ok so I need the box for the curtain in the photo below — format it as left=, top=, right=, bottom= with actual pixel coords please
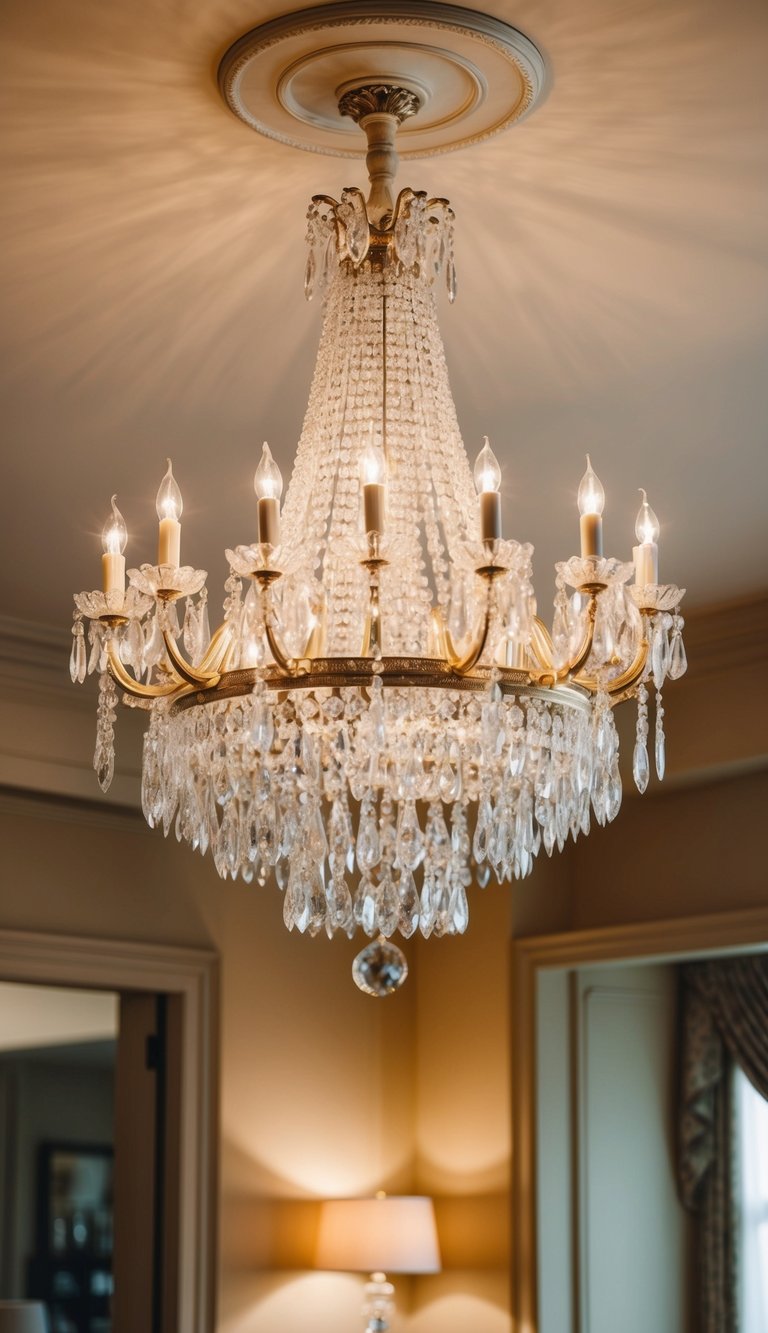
left=678, top=955, right=768, bottom=1333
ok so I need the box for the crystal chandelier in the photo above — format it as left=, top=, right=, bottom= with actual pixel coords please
left=70, top=64, right=687, bottom=993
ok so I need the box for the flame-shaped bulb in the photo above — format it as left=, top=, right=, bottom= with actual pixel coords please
left=361, top=435, right=387, bottom=487
left=254, top=442, right=283, bottom=502
left=361, top=429, right=387, bottom=536
left=577, top=454, right=605, bottom=516
left=474, top=437, right=501, bottom=495
left=102, top=495, right=127, bottom=555
left=635, top=489, right=660, bottom=544
left=475, top=437, right=503, bottom=544
left=101, top=494, right=127, bottom=596
left=156, top=458, right=183, bottom=522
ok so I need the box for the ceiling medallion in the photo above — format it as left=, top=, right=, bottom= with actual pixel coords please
left=70, top=6, right=687, bottom=995
left=217, top=1, right=547, bottom=158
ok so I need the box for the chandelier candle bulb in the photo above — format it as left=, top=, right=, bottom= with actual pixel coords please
left=101, top=496, right=127, bottom=596
left=254, top=442, right=284, bottom=547
left=474, top=438, right=503, bottom=544
left=577, top=455, right=605, bottom=558
left=156, top=459, right=183, bottom=567
left=362, top=436, right=387, bottom=535
left=633, top=488, right=660, bottom=585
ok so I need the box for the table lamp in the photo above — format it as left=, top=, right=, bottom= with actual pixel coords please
left=0, top=1304, right=48, bottom=1333
left=316, top=1193, right=441, bottom=1332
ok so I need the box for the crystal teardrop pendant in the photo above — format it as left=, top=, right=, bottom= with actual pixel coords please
left=397, top=870, right=420, bottom=938
left=70, top=623, right=87, bottom=684
left=655, top=689, right=666, bottom=780
left=651, top=618, right=669, bottom=690
left=633, top=741, right=650, bottom=794
left=304, top=247, right=316, bottom=301
left=668, top=630, right=687, bottom=680
left=352, top=938, right=408, bottom=997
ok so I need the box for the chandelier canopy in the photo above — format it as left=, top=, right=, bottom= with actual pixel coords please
left=70, top=20, right=686, bottom=994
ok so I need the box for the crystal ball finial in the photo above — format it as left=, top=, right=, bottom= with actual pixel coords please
left=352, top=939, right=408, bottom=997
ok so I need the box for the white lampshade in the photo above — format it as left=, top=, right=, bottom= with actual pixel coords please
left=316, top=1196, right=441, bottom=1275
left=0, top=1303, right=47, bottom=1333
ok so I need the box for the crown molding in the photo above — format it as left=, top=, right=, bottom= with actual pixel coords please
left=0, top=615, right=143, bottom=806
left=0, top=613, right=87, bottom=705
left=0, top=785, right=143, bottom=834
left=681, top=589, right=768, bottom=678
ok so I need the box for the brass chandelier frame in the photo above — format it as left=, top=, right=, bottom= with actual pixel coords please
left=103, top=568, right=649, bottom=714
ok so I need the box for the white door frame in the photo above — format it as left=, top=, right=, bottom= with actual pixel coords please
left=511, top=905, right=768, bottom=1333
left=0, top=928, right=219, bottom=1333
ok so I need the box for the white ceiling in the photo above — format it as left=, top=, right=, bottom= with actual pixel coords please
left=1, top=0, right=767, bottom=627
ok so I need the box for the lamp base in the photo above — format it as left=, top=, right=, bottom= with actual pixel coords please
left=362, top=1274, right=395, bottom=1332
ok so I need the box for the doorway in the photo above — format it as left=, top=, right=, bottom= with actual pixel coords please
left=0, top=980, right=181, bottom=1333
left=0, top=930, right=218, bottom=1333
left=511, top=905, right=768, bottom=1333
left=0, top=981, right=118, bottom=1332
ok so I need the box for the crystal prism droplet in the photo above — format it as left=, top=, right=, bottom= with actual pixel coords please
left=69, top=634, right=80, bottom=683
left=446, top=257, right=457, bottom=303
left=472, top=799, right=492, bottom=862
left=438, top=758, right=461, bottom=804
left=73, top=633, right=87, bottom=683
left=356, top=804, right=380, bottom=872
left=668, top=632, right=687, bottom=680
left=655, top=723, right=666, bottom=780
left=304, top=248, right=316, bottom=301
left=397, top=870, right=420, bottom=939
left=376, top=872, right=400, bottom=938
left=359, top=876, right=378, bottom=936
left=450, top=884, right=470, bottom=934
left=95, top=748, right=114, bottom=792
left=326, top=876, right=353, bottom=933
left=651, top=624, right=668, bottom=690
left=352, top=939, right=408, bottom=997
left=633, top=741, right=650, bottom=794
left=396, top=800, right=424, bottom=871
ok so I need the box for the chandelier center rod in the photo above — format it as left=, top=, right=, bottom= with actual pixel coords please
left=382, top=291, right=388, bottom=461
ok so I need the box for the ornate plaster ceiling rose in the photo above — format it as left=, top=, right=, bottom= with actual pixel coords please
left=217, top=1, right=547, bottom=158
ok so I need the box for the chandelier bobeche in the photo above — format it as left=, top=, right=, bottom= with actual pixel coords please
left=70, top=79, right=686, bottom=994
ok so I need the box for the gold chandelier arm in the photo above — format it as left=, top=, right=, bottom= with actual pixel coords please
left=162, top=631, right=221, bottom=688
left=250, top=579, right=314, bottom=677
left=563, top=595, right=598, bottom=680
left=573, top=636, right=649, bottom=697
left=434, top=596, right=492, bottom=676
left=527, top=595, right=597, bottom=687
left=530, top=617, right=555, bottom=671
left=264, top=617, right=297, bottom=675
left=106, top=640, right=182, bottom=701
left=197, top=621, right=233, bottom=674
